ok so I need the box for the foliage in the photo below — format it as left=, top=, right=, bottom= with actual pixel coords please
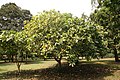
left=0, top=30, right=31, bottom=72
left=24, top=10, right=77, bottom=66
left=0, top=30, right=17, bottom=62
left=14, top=31, right=29, bottom=56
left=24, top=10, right=106, bottom=66
left=0, top=3, right=32, bottom=31
left=90, top=0, right=120, bottom=61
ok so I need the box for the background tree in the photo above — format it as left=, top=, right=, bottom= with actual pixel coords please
left=14, top=31, right=31, bottom=62
left=0, top=3, right=32, bottom=31
left=0, top=30, right=17, bottom=62
left=14, top=31, right=31, bottom=72
left=0, top=30, right=30, bottom=72
left=90, top=0, right=120, bottom=62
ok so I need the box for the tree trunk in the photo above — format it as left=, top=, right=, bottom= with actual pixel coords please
left=16, top=62, right=21, bottom=73
left=8, top=55, right=10, bottom=62
left=54, top=55, right=62, bottom=67
left=43, top=56, right=47, bottom=61
left=113, top=38, right=119, bottom=62
left=25, top=54, right=28, bottom=64
left=21, top=53, right=24, bottom=62
left=16, top=59, right=22, bottom=73
left=113, top=47, right=119, bottom=62
left=14, top=55, right=22, bottom=73
left=57, top=59, right=61, bottom=67
left=11, top=55, right=14, bottom=62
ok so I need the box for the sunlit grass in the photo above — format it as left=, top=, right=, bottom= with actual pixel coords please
left=0, top=59, right=58, bottom=73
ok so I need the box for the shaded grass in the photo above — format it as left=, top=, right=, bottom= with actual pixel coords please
left=0, top=58, right=120, bottom=80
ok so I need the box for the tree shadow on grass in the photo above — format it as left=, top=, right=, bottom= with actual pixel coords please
left=0, top=62, right=115, bottom=80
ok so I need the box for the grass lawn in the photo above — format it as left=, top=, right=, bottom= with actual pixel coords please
left=0, top=58, right=120, bottom=80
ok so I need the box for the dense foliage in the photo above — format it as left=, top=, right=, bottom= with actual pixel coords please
left=90, top=0, right=120, bottom=61
left=0, top=9, right=107, bottom=67
left=0, top=3, right=32, bottom=31
left=24, top=10, right=106, bottom=66
left=0, top=31, right=17, bottom=62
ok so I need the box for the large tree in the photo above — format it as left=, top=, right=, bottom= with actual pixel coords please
left=24, top=10, right=79, bottom=66
left=0, top=3, right=32, bottom=31
left=24, top=10, right=105, bottom=66
left=90, top=0, right=120, bottom=62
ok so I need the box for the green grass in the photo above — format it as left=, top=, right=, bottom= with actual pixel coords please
left=0, top=58, right=120, bottom=80
left=0, top=59, right=57, bottom=73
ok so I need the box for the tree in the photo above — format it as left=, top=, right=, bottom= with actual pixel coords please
left=24, top=10, right=72, bottom=66
left=0, top=3, right=32, bottom=31
left=0, top=30, right=17, bottom=62
left=0, top=30, right=30, bottom=72
left=90, top=0, right=120, bottom=62
left=14, top=31, right=30, bottom=72
left=24, top=10, right=105, bottom=67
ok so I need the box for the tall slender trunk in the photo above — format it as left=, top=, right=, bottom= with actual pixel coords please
left=15, top=57, right=22, bottom=73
